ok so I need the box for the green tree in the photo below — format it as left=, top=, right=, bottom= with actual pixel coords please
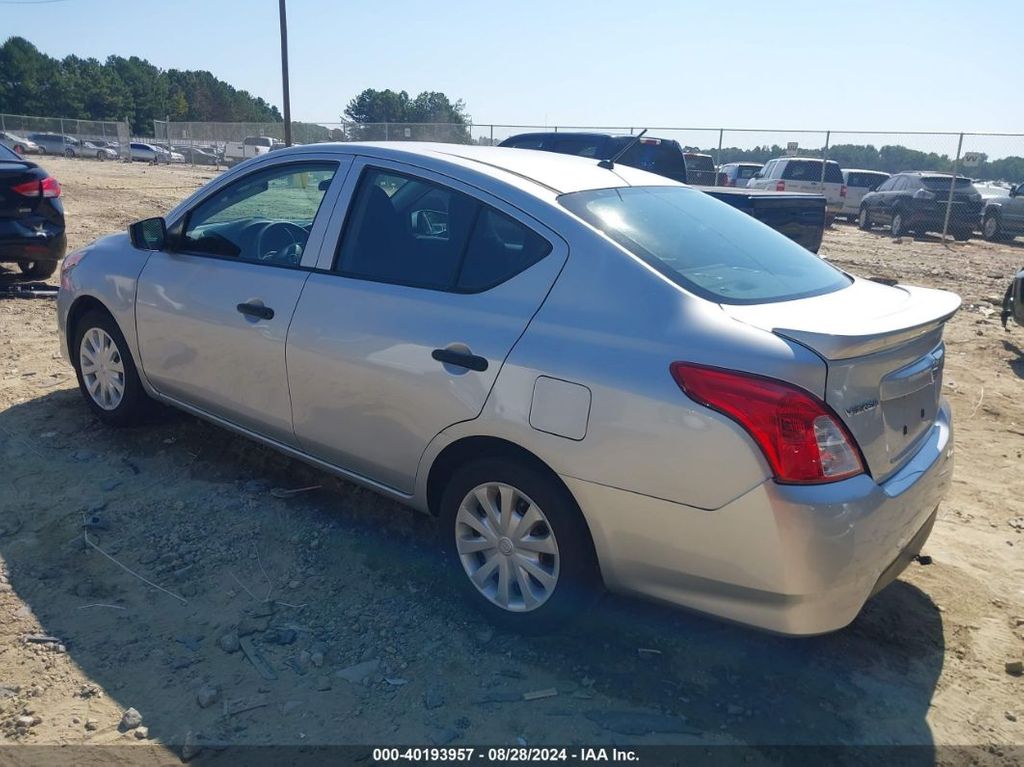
left=343, top=88, right=472, bottom=143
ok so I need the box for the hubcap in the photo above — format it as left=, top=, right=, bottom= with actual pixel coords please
left=985, top=216, right=997, bottom=238
left=79, top=327, right=125, bottom=410
left=455, top=482, right=560, bottom=612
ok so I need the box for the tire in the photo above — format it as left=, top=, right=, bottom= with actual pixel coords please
left=72, top=310, right=153, bottom=427
left=858, top=207, right=872, bottom=230
left=96, top=151, right=105, bottom=162
left=952, top=228, right=971, bottom=242
left=18, top=260, right=58, bottom=279
left=439, top=457, right=600, bottom=633
left=825, top=214, right=836, bottom=227
left=982, top=212, right=1002, bottom=242
left=891, top=210, right=907, bottom=237
left=37, top=146, right=47, bottom=156
left=64, top=147, right=75, bottom=158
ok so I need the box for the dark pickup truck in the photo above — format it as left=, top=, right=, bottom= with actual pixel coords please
left=498, top=132, right=826, bottom=253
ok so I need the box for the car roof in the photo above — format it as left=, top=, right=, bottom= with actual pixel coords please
left=843, top=168, right=889, bottom=174
left=273, top=141, right=680, bottom=195
left=772, top=156, right=840, bottom=163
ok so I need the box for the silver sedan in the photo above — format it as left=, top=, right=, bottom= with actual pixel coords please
left=56, top=143, right=957, bottom=635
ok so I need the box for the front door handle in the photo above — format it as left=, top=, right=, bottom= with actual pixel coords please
left=237, top=302, right=274, bottom=320
left=432, top=348, right=488, bottom=372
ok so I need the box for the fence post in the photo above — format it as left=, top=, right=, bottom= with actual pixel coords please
left=941, top=133, right=964, bottom=244
left=820, top=130, right=830, bottom=183
left=384, top=122, right=389, bottom=141
left=489, top=124, right=494, bottom=146
left=716, top=129, right=724, bottom=185
left=1, top=113, right=5, bottom=131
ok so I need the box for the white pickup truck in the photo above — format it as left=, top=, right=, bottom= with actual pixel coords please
left=224, top=136, right=282, bottom=166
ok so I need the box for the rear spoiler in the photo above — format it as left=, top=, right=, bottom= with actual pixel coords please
left=774, top=286, right=961, bottom=360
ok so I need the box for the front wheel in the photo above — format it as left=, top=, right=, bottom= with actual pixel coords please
left=858, top=207, right=872, bottom=230
left=951, top=228, right=971, bottom=241
left=439, top=458, right=600, bottom=633
left=982, top=212, right=1002, bottom=241
left=891, top=210, right=907, bottom=237
left=64, top=147, right=75, bottom=158
left=72, top=310, right=153, bottom=427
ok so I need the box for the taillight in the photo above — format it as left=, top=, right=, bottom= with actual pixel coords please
left=10, top=177, right=61, bottom=198
left=669, top=363, right=865, bottom=484
left=775, top=180, right=785, bottom=192
left=840, top=185, right=847, bottom=198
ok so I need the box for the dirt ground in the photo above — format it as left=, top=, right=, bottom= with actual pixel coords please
left=0, top=157, right=1022, bottom=761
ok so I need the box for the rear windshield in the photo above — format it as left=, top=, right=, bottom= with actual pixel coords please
left=922, top=176, right=973, bottom=189
left=737, top=165, right=761, bottom=179
left=683, top=153, right=715, bottom=171
left=559, top=186, right=850, bottom=305
left=846, top=171, right=889, bottom=188
left=616, top=140, right=687, bottom=180
left=782, top=160, right=844, bottom=183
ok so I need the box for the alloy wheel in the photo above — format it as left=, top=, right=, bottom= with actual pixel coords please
left=983, top=215, right=999, bottom=240
left=455, top=482, right=560, bottom=612
left=79, top=327, right=125, bottom=410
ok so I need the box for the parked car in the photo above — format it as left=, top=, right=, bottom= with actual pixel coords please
left=0, top=142, right=66, bottom=278
left=500, top=132, right=826, bottom=251
left=858, top=172, right=983, bottom=240
left=747, top=157, right=846, bottom=222
left=0, top=131, right=40, bottom=155
left=974, top=181, right=1012, bottom=200
left=840, top=169, right=890, bottom=220
left=58, top=142, right=957, bottom=635
left=28, top=133, right=80, bottom=157
left=129, top=142, right=183, bottom=164
left=717, top=162, right=763, bottom=188
left=176, top=146, right=221, bottom=166
left=981, top=182, right=1024, bottom=241
left=81, top=141, right=118, bottom=161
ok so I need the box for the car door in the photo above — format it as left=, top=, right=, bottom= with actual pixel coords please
left=287, top=159, right=568, bottom=493
left=1006, top=184, right=1024, bottom=233
left=872, top=176, right=900, bottom=224
left=135, top=155, right=351, bottom=444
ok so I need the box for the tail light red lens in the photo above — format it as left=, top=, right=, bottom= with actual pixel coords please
left=669, top=363, right=865, bottom=484
left=10, top=177, right=61, bottom=198
left=775, top=180, right=785, bottom=192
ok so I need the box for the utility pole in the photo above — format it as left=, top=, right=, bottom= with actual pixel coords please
left=279, top=0, right=292, bottom=147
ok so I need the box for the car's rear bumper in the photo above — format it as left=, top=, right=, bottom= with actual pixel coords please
left=565, top=400, right=953, bottom=636
left=0, top=229, right=67, bottom=264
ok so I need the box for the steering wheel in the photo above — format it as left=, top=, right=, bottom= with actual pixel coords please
left=255, top=221, right=307, bottom=265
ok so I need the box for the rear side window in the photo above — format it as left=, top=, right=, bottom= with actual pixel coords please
left=559, top=186, right=850, bottom=305
left=618, top=140, right=687, bottom=180
left=738, top=165, right=761, bottom=180
left=337, top=168, right=551, bottom=293
left=846, top=172, right=889, bottom=188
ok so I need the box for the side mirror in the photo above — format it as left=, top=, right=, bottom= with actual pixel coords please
left=129, top=217, right=167, bottom=251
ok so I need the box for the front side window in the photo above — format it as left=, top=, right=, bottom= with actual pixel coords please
left=179, top=162, right=337, bottom=265
left=336, top=168, right=551, bottom=292
left=560, top=186, right=850, bottom=305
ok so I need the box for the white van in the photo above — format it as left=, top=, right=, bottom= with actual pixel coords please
left=841, top=169, right=890, bottom=220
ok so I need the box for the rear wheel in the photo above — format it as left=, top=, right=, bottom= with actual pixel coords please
left=952, top=228, right=971, bottom=241
left=982, top=212, right=1002, bottom=241
left=858, top=207, right=872, bottom=230
left=18, top=260, right=57, bottom=279
left=439, top=457, right=600, bottom=633
left=72, top=310, right=153, bottom=427
left=891, top=210, right=907, bottom=237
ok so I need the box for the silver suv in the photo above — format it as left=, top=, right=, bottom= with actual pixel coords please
left=57, top=143, right=957, bottom=635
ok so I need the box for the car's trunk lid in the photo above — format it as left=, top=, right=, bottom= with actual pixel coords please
left=0, top=160, right=43, bottom=219
left=722, top=278, right=960, bottom=482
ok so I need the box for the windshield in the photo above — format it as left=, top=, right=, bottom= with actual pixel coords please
left=559, top=186, right=850, bottom=304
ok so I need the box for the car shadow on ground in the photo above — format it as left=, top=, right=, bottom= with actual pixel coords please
left=0, top=389, right=944, bottom=756
left=1003, top=340, right=1024, bottom=379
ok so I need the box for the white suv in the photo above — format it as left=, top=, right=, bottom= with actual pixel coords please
left=748, top=157, right=846, bottom=222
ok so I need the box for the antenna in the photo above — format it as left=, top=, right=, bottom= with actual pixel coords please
left=598, top=129, right=648, bottom=170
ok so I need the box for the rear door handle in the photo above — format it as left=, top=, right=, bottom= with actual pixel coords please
left=236, top=302, right=274, bottom=320
left=431, top=348, right=488, bottom=372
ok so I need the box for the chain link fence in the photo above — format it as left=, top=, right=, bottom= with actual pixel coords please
left=0, top=113, right=130, bottom=160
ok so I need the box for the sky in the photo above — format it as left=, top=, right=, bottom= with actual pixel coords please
left=3, top=0, right=1021, bottom=146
